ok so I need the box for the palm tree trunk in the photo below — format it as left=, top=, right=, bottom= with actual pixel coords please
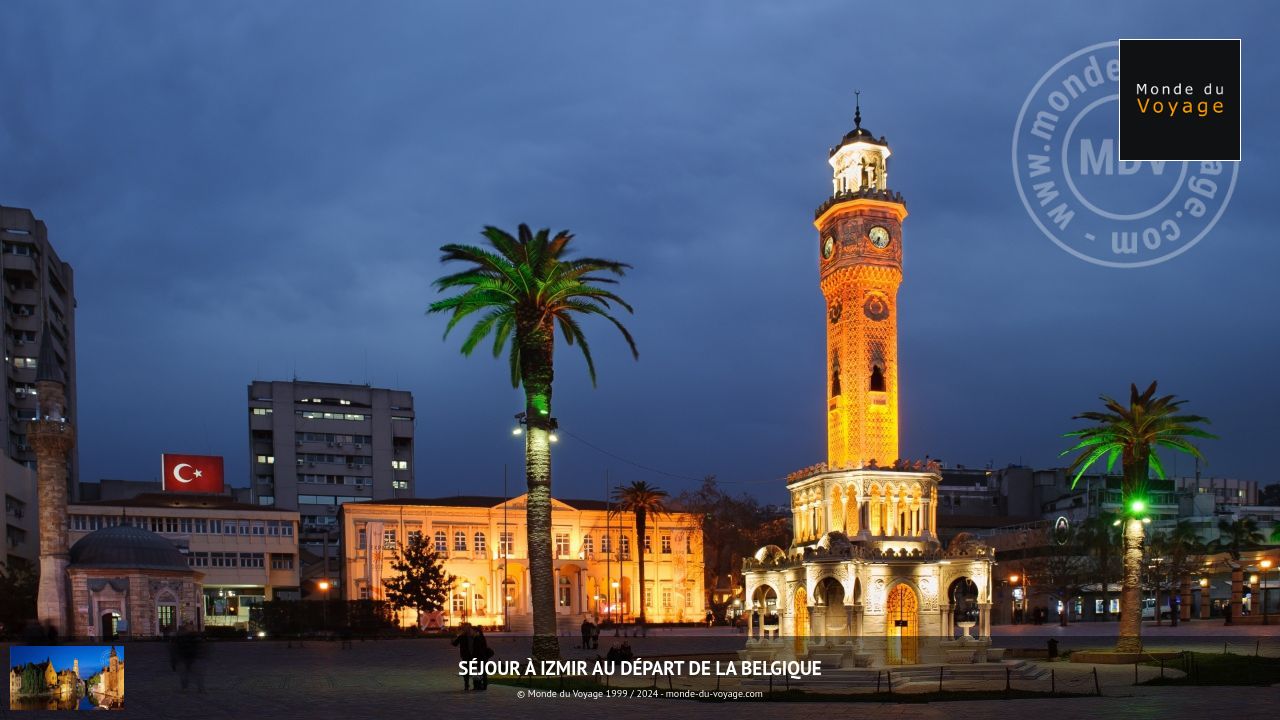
left=636, top=508, right=647, bottom=626
left=1116, top=517, right=1144, bottom=653
left=521, top=322, right=559, bottom=661
left=1229, top=562, right=1243, bottom=623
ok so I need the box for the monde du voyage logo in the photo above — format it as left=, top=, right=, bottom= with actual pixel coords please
left=1012, top=40, right=1240, bottom=268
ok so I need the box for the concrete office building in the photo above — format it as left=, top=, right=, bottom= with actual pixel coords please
left=1, top=205, right=77, bottom=493
left=1, top=455, right=38, bottom=568
left=247, top=380, right=414, bottom=583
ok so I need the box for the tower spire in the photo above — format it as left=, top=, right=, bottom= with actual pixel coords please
left=853, top=90, right=862, bottom=129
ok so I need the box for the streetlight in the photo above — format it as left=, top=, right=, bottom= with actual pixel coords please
left=318, top=580, right=331, bottom=631
left=611, top=581, right=620, bottom=635
left=1199, top=577, right=1210, bottom=620
left=1008, top=573, right=1025, bottom=624
left=461, top=581, right=471, bottom=623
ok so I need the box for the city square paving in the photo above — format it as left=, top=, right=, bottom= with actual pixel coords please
left=4, top=623, right=1278, bottom=719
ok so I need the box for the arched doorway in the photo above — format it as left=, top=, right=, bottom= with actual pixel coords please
left=815, top=577, right=847, bottom=637
left=948, top=577, right=980, bottom=637
left=793, top=586, right=809, bottom=655
left=100, top=612, right=120, bottom=641
left=885, top=584, right=918, bottom=665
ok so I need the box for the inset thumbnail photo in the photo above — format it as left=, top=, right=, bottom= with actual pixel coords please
left=9, top=645, right=124, bottom=711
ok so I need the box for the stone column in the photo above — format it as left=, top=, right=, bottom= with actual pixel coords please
left=978, top=602, right=992, bottom=638
left=30, top=392, right=76, bottom=637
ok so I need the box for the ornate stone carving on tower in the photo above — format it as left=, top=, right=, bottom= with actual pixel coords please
left=815, top=96, right=907, bottom=469
left=29, top=325, right=76, bottom=635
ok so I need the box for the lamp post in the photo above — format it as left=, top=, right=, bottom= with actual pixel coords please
left=1261, top=560, right=1274, bottom=625
left=461, top=581, right=471, bottom=623
left=318, top=580, right=331, bottom=631
left=1008, top=573, right=1023, bottom=624
left=1199, top=577, right=1210, bottom=620
left=611, top=581, right=620, bottom=636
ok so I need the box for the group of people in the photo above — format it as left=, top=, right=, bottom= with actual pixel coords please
left=451, top=623, right=492, bottom=691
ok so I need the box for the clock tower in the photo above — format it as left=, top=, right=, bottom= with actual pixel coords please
left=815, top=99, right=907, bottom=469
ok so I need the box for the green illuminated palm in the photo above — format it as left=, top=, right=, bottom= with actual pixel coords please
left=1061, top=381, right=1215, bottom=653
left=430, top=224, right=638, bottom=661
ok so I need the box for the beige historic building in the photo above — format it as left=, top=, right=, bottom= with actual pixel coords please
left=68, top=493, right=301, bottom=628
left=338, top=496, right=704, bottom=630
left=742, top=103, right=995, bottom=667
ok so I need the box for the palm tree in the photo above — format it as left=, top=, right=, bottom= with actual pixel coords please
left=1166, top=519, right=1205, bottom=625
left=611, top=481, right=669, bottom=627
left=430, top=224, right=638, bottom=660
left=1062, top=381, right=1215, bottom=653
left=1214, top=517, right=1263, bottom=621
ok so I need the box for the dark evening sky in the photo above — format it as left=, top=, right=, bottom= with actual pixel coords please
left=2, top=2, right=1276, bottom=505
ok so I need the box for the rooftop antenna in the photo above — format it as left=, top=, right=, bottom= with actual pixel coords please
left=854, top=89, right=862, bottom=129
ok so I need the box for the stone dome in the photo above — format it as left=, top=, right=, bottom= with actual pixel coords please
left=69, top=525, right=190, bottom=571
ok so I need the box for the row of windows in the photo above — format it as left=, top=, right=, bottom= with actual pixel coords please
left=298, top=397, right=357, bottom=406
left=188, top=552, right=272, bottom=569
left=297, top=494, right=366, bottom=506
left=300, top=474, right=371, bottom=486
left=298, top=453, right=372, bottom=466
left=296, top=432, right=373, bottom=445
left=296, top=410, right=368, bottom=421
left=71, top=514, right=294, bottom=536
left=353, top=525, right=688, bottom=557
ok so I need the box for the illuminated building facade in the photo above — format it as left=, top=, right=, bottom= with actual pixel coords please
left=338, top=495, right=704, bottom=629
left=742, top=102, right=995, bottom=667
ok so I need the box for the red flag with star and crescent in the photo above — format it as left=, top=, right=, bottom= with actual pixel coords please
left=161, top=454, right=225, bottom=493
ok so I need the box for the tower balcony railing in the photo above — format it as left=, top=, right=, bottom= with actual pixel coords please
left=814, top=187, right=905, bottom=219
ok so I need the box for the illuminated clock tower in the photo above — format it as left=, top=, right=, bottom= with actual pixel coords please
left=815, top=99, right=907, bottom=469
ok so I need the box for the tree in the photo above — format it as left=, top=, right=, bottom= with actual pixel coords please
left=1025, top=527, right=1089, bottom=626
left=1214, top=517, right=1264, bottom=621
left=382, top=536, right=455, bottom=625
left=1062, top=381, right=1215, bottom=653
left=1077, top=514, right=1121, bottom=619
left=612, top=481, right=669, bottom=626
left=1259, top=483, right=1280, bottom=507
left=1164, top=520, right=1205, bottom=625
left=676, top=476, right=791, bottom=617
left=0, top=557, right=37, bottom=632
left=429, top=224, right=638, bottom=660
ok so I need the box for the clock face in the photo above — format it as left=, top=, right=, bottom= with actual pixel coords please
left=821, top=235, right=835, bottom=259
left=869, top=225, right=891, bottom=249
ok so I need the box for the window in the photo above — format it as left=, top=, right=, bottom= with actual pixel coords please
left=252, top=408, right=272, bottom=416
left=870, top=365, right=886, bottom=392
left=662, top=586, right=673, bottom=609
left=256, top=455, right=275, bottom=465
left=358, top=528, right=367, bottom=550
left=240, top=553, right=264, bottom=568
left=452, top=593, right=466, bottom=613
left=555, top=533, right=570, bottom=557
left=271, top=553, right=294, bottom=570
left=258, top=496, right=275, bottom=506
left=180, top=518, right=193, bottom=534
left=559, top=576, right=571, bottom=606
left=582, top=534, right=593, bottom=556
left=454, top=531, right=467, bottom=552
left=359, top=585, right=370, bottom=600
left=12, top=357, right=36, bottom=369
left=158, top=604, right=175, bottom=630
left=383, top=529, right=397, bottom=549
left=473, top=531, right=486, bottom=553
left=645, top=585, right=653, bottom=610
left=222, top=521, right=237, bottom=535
left=620, top=535, right=631, bottom=559
left=392, top=460, right=408, bottom=470
left=661, top=533, right=671, bottom=554
left=434, top=531, right=447, bottom=552
left=685, top=534, right=692, bottom=554
left=644, top=534, right=652, bottom=553
left=500, top=531, right=514, bottom=556
left=189, top=552, right=209, bottom=568
left=207, top=519, right=220, bottom=534
left=239, top=520, right=251, bottom=535
left=392, top=481, right=409, bottom=490
left=252, top=521, right=266, bottom=535
left=407, top=530, right=422, bottom=546
left=601, top=534, right=611, bottom=554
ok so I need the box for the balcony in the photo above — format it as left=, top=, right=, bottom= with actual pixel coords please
left=814, top=187, right=906, bottom=220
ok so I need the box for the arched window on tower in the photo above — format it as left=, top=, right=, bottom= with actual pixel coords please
left=869, top=365, right=886, bottom=392
left=831, top=351, right=842, bottom=397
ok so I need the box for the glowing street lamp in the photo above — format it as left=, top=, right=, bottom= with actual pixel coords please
left=611, top=581, right=621, bottom=633
left=318, top=579, right=331, bottom=631
left=1261, top=559, right=1274, bottom=624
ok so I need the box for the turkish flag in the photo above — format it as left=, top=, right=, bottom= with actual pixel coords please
left=161, top=454, right=225, bottom=494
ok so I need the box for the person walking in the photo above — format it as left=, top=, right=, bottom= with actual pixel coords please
left=580, top=618, right=593, bottom=649
left=472, top=627, right=492, bottom=691
left=451, top=623, right=478, bottom=691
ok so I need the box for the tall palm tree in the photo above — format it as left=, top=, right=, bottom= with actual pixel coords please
left=1214, top=517, right=1263, bottom=621
left=1062, top=381, right=1215, bottom=653
left=611, top=481, right=669, bottom=626
left=430, top=224, right=638, bottom=660
left=1166, top=519, right=1204, bottom=625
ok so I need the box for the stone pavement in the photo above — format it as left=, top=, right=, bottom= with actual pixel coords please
left=3, top=624, right=1277, bottom=719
